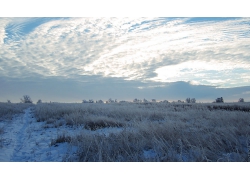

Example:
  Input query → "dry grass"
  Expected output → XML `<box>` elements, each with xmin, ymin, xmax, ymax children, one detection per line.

<box><xmin>0</xmin><ymin>102</ymin><xmax>33</xmax><ymax>121</ymax></box>
<box><xmin>0</xmin><ymin>126</ymin><xmax>4</xmax><ymax>147</ymax></box>
<box><xmin>33</xmin><ymin>102</ymin><xmax>250</xmax><ymax>161</ymax></box>
<box><xmin>51</xmin><ymin>133</ymin><xmax>72</xmax><ymax>146</ymax></box>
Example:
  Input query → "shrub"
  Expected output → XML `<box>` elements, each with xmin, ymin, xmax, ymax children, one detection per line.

<box><xmin>215</xmin><ymin>97</ymin><xmax>224</xmax><ymax>103</ymax></box>
<box><xmin>20</xmin><ymin>95</ymin><xmax>33</xmax><ymax>103</ymax></box>
<box><xmin>37</xmin><ymin>99</ymin><xmax>42</xmax><ymax>104</ymax></box>
<box><xmin>238</xmin><ymin>98</ymin><xmax>244</xmax><ymax>103</ymax></box>
<box><xmin>191</xmin><ymin>98</ymin><xmax>196</xmax><ymax>103</ymax></box>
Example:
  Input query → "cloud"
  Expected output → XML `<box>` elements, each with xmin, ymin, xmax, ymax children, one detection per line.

<box><xmin>0</xmin><ymin>17</ymin><xmax>250</xmax><ymax>88</ymax></box>
<box><xmin>1</xmin><ymin>76</ymin><xmax>250</xmax><ymax>103</ymax></box>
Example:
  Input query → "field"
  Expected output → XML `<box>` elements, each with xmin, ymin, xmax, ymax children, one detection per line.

<box><xmin>0</xmin><ymin>102</ymin><xmax>250</xmax><ymax>162</ymax></box>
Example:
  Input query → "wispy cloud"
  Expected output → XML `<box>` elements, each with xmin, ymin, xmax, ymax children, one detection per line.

<box><xmin>0</xmin><ymin>17</ymin><xmax>250</xmax><ymax>88</ymax></box>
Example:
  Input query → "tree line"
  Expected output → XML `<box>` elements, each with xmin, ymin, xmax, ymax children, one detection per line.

<box><xmin>4</xmin><ymin>95</ymin><xmax>246</xmax><ymax>104</ymax></box>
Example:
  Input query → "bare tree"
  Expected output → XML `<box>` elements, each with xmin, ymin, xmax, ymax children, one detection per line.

<box><xmin>238</xmin><ymin>98</ymin><xmax>244</xmax><ymax>102</ymax></box>
<box><xmin>133</xmin><ymin>98</ymin><xmax>139</xmax><ymax>103</ymax></box>
<box><xmin>106</xmin><ymin>98</ymin><xmax>114</xmax><ymax>103</ymax></box>
<box><xmin>89</xmin><ymin>99</ymin><xmax>94</xmax><ymax>103</ymax></box>
<box><xmin>82</xmin><ymin>99</ymin><xmax>88</xmax><ymax>103</ymax></box>
<box><xmin>191</xmin><ymin>98</ymin><xmax>196</xmax><ymax>103</ymax></box>
<box><xmin>186</xmin><ymin>98</ymin><xmax>191</xmax><ymax>103</ymax></box>
<box><xmin>96</xmin><ymin>100</ymin><xmax>104</xmax><ymax>103</ymax></box>
<box><xmin>7</xmin><ymin>100</ymin><xmax>11</xmax><ymax>103</ymax></box>
<box><xmin>37</xmin><ymin>99</ymin><xmax>42</xmax><ymax>104</ymax></box>
<box><xmin>20</xmin><ymin>95</ymin><xmax>33</xmax><ymax>103</ymax></box>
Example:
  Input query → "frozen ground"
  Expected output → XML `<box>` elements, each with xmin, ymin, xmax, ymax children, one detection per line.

<box><xmin>0</xmin><ymin>107</ymin><xmax>131</xmax><ymax>162</ymax></box>
<box><xmin>0</xmin><ymin>107</ymin><xmax>79</xmax><ymax>161</ymax></box>
<box><xmin>1</xmin><ymin>103</ymin><xmax>249</xmax><ymax>162</ymax></box>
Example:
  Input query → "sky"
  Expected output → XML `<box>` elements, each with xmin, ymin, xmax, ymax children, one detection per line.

<box><xmin>0</xmin><ymin>3</ymin><xmax>250</xmax><ymax>103</ymax></box>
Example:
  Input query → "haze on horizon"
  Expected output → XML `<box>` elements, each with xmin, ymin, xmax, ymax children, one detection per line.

<box><xmin>0</xmin><ymin>17</ymin><xmax>250</xmax><ymax>103</ymax></box>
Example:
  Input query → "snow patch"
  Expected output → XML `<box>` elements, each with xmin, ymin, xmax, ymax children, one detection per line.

<box><xmin>0</xmin><ymin>107</ymin><xmax>78</xmax><ymax>161</ymax></box>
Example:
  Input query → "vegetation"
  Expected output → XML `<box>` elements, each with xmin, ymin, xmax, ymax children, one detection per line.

<box><xmin>33</xmin><ymin>102</ymin><xmax>250</xmax><ymax>162</ymax></box>
<box><xmin>20</xmin><ymin>95</ymin><xmax>33</xmax><ymax>104</ymax></box>
<box><xmin>0</xmin><ymin>102</ymin><xmax>34</xmax><ymax>120</ymax></box>
<box><xmin>1</xmin><ymin>98</ymin><xmax>249</xmax><ymax>161</ymax></box>
<box><xmin>239</xmin><ymin>98</ymin><xmax>244</xmax><ymax>103</ymax></box>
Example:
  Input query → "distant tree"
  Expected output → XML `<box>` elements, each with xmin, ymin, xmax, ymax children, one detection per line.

<box><xmin>162</xmin><ymin>100</ymin><xmax>169</xmax><ymax>103</ymax></box>
<box><xmin>186</xmin><ymin>98</ymin><xmax>191</xmax><ymax>103</ymax></box>
<box><xmin>238</xmin><ymin>98</ymin><xmax>244</xmax><ymax>102</ymax></box>
<box><xmin>143</xmin><ymin>98</ymin><xmax>148</xmax><ymax>103</ymax></box>
<box><xmin>96</xmin><ymin>100</ymin><xmax>104</xmax><ymax>103</ymax></box>
<box><xmin>177</xmin><ymin>100</ymin><xmax>184</xmax><ymax>103</ymax></box>
<box><xmin>108</xmin><ymin>98</ymin><xmax>114</xmax><ymax>103</ymax></box>
<box><xmin>82</xmin><ymin>99</ymin><xmax>88</xmax><ymax>103</ymax></box>
<box><xmin>7</xmin><ymin>100</ymin><xmax>11</xmax><ymax>103</ymax></box>
<box><xmin>215</xmin><ymin>97</ymin><xmax>224</xmax><ymax>103</ymax></box>
<box><xmin>20</xmin><ymin>95</ymin><xmax>33</xmax><ymax>103</ymax></box>
<box><xmin>89</xmin><ymin>99</ymin><xmax>94</xmax><ymax>103</ymax></box>
<box><xmin>37</xmin><ymin>99</ymin><xmax>42</xmax><ymax>104</ymax></box>
<box><xmin>152</xmin><ymin>99</ymin><xmax>156</xmax><ymax>103</ymax></box>
<box><xmin>119</xmin><ymin>100</ymin><xmax>127</xmax><ymax>103</ymax></box>
<box><xmin>191</xmin><ymin>98</ymin><xmax>196</xmax><ymax>103</ymax></box>
<box><xmin>133</xmin><ymin>98</ymin><xmax>139</xmax><ymax>103</ymax></box>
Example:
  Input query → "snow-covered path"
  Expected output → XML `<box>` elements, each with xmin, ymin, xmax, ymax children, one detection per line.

<box><xmin>10</xmin><ymin>108</ymin><xmax>33</xmax><ymax>161</ymax></box>
<box><xmin>0</xmin><ymin>107</ymin><xmax>77</xmax><ymax>162</ymax></box>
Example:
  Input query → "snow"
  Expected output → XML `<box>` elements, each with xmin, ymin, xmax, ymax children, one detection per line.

<box><xmin>143</xmin><ymin>149</ymin><xmax>157</xmax><ymax>159</ymax></box>
<box><xmin>1</xmin><ymin>103</ymin><xmax>249</xmax><ymax>162</ymax></box>
<box><xmin>0</xmin><ymin>107</ymin><xmax>133</xmax><ymax>161</ymax></box>
<box><xmin>0</xmin><ymin>107</ymin><xmax>78</xmax><ymax>162</ymax></box>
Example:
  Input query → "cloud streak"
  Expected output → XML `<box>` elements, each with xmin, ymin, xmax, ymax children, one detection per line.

<box><xmin>0</xmin><ymin>17</ymin><xmax>250</xmax><ymax>88</ymax></box>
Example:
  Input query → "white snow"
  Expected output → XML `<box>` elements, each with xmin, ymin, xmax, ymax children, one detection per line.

<box><xmin>143</xmin><ymin>149</ymin><xmax>157</xmax><ymax>159</ymax></box>
<box><xmin>0</xmin><ymin>107</ymin><xmax>78</xmax><ymax>162</ymax></box>
<box><xmin>0</xmin><ymin>107</ymin><xmax>132</xmax><ymax>162</ymax></box>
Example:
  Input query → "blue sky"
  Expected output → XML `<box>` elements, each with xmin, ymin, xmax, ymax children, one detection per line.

<box><xmin>1</xmin><ymin>17</ymin><xmax>250</xmax><ymax>103</ymax></box>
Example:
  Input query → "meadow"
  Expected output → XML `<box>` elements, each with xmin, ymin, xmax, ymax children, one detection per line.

<box><xmin>1</xmin><ymin>101</ymin><xmax>250</xmax><ymax>161</ymax></box>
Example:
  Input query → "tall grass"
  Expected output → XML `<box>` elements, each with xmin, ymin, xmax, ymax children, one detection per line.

<box><xmin>0</xmin><ymin>102</ymin><xmax>34</xmax><ymax>120</ymax></box>
<box><xmin>34</xmin><ymin>102</ymin><xmax>250</xmax><ymax>161</ymax></box>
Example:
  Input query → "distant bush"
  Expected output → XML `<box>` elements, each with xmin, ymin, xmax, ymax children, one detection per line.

<box><xmin>186</xmin><ymin>98</ymin><xmax>196</xmax><ymax>103</ymax></box>
<box><xmin>215</xmin><ymin>97</ymin><xmax>224</xmax><ymax>103</ymax></box>
<box><xmin>191</xmin><ymin>98</ymin><xmax>196</xmax><ymax>103</ymax></box>
<box><xmin>37</xmin><ymin>99</ymin><xmax>42</xmax><ymax>104</ymax></box>
<box><xmin>238</xmin><ymin>98</ymin><xmax>244</xmax><ymax>103</ymax></box>
<box><xmin>82</xmin><ymin>100</ymin><xmax>88</xmax><ymax>103</ymax></box>
<box><xmin>20</xmin><ymin>95</ymin><xmax>33</xmax><ymax>103</ymax></box>
<box><xmin>186</xmin><ymin>98</ymin><xmax>191</xmax><ymax>103</ymax></box>
<box><xmin>96</xmin><ymin>100</ymin><xmax>104</xmax><ymax>103</ymax></box>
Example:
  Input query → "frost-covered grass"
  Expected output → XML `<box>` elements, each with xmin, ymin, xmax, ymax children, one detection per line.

<box><xmin>0</xmin><ymin>102</ymin><xmax>34</xmax><ymax>120</ymax></box>
<box><xmin>0</xmin><ymin>103</ymin><xmax>34</xmax><ymax>148</ymax></box>
<box><xmin>0</xmin><ymin>126</ymin><xmax>4</xmax><ymax>147</ymax></box>
<box><xmin>33</xmin><ymin>102</ymin><xmax>250</xmax><ymax>162</ymax></box>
